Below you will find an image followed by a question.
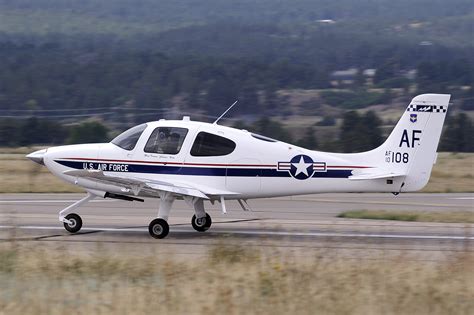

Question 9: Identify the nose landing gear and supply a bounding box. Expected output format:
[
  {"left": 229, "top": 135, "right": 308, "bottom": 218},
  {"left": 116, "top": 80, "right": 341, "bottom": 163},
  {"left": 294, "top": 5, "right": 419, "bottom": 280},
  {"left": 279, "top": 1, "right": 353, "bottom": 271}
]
[
  {"left": 63, "top": 213, "right": 83, "bottom": 233},
  {"left": 58, "top": 192, "right": 96, "bottom": 234}
]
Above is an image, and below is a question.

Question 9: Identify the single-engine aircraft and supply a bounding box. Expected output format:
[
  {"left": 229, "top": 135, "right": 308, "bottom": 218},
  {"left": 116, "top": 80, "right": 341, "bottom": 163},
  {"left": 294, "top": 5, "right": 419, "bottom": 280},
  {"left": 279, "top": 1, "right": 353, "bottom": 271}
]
[{"left": 27, "top": 94, "right": 450, "bottom": 239}]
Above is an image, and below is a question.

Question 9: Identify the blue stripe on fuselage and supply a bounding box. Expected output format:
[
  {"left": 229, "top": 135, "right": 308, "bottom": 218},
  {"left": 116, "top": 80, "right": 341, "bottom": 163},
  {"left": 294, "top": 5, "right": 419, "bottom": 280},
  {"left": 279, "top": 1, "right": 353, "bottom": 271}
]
[{"left": 55, "top": 160, "right": 352, "bottom": 178}]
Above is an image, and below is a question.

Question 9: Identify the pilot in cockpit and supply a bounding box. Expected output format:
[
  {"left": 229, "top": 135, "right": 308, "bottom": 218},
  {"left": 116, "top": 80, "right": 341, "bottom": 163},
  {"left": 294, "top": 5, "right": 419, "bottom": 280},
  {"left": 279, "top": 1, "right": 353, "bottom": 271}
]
[
  {"left": 166, "top": 132, "right": 181, "bottom": 153},
  {"left": 153, "top": 130, "right": 180, "bottom": 154}
]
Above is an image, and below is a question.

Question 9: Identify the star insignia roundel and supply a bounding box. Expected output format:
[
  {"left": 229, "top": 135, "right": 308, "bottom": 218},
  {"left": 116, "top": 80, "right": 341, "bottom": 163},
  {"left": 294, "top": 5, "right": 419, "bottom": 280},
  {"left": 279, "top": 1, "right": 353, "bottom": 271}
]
[
  {"left": 277, "top": 154, "right": 314, "bottom": 180},
  {"left": 290, "top": 155, "right": 314, "bottom": 180}
]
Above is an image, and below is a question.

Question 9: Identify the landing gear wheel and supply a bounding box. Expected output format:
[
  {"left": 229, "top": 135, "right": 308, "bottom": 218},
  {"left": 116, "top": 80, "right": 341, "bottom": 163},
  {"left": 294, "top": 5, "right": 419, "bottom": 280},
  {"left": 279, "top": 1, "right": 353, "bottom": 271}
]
[
  {"left": 148, "top": 218, "right": 169, "bottom": 239},
  {"left": 63, "top": 213, "right": 82, "bottom": 233},
  {"left": 191, "top": 213, "right": 212, "bottom": 232}
]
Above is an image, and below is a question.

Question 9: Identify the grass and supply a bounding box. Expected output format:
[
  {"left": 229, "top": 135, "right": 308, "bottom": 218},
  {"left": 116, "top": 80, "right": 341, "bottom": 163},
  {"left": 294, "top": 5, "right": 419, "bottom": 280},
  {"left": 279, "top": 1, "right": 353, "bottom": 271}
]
[
  {"left": 0, "top": 148, "right": 82, "bottom": 193},
  {"left": 0, "top": 241, "right": 473, "bottom": 315},
  {"left": 0, "top": 149, "right": 472, "bottom": 193},
  {"left": 338, "top": 210, "right": 474, "bottom": 223},
  {"left": 423, "top": 152, "right": 474, "bottom": 193}
]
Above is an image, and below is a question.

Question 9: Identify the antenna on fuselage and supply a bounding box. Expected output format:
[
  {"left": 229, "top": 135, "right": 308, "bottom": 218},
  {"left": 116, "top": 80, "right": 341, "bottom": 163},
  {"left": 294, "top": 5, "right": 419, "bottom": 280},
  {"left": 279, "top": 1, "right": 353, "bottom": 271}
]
[{"left": 213, "top": 100, "right": 238, "bottom": 125}]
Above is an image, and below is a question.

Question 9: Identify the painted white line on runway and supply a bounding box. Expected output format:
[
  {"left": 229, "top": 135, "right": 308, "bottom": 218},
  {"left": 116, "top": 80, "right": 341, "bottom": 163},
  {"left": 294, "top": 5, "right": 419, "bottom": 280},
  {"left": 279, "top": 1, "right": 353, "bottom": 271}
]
[
  {"left": 448, "top": 197, "right": 474, "bottom": 200},
  {"left": 0, "top": 200, "right": 116, "bottom": 204},
  {"left": 1, "top": 225, "right": 473, "bottom": 240}
]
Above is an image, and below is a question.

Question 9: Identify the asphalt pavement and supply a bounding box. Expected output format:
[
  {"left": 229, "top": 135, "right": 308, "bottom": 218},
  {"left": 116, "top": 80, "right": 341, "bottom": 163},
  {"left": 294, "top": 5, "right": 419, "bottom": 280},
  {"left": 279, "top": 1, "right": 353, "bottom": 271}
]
[{"left": 1, "top": 193, "right": 473, "bottom": 261}]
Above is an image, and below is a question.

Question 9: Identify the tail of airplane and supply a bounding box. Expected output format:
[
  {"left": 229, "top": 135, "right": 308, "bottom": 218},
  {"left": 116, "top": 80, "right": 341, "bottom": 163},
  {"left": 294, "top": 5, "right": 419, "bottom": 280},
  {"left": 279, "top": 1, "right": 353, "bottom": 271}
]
[{"left": 351, "top": 94, "right": 451, "bottom": 192}]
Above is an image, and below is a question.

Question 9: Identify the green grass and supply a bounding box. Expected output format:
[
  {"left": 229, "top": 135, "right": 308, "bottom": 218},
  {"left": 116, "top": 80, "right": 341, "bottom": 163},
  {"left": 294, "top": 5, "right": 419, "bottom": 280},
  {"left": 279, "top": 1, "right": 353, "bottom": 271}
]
[{"left": 338, "top": 210, "right": 474, "bottom": 223}]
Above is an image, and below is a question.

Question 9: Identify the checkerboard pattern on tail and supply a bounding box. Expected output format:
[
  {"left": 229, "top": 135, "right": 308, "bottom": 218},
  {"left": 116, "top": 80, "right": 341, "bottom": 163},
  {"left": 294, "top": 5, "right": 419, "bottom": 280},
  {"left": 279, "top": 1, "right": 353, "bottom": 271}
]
[{"left": 407, "top": 104, "right": 447, "bottom": 113}]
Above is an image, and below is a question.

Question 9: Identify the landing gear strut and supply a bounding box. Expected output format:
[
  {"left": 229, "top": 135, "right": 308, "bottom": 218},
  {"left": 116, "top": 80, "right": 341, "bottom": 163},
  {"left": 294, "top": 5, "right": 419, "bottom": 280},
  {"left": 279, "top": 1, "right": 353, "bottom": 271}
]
[
  {"left": 59, "top": 192, "right": 95, "bottom": 234},
  {"left": 148, "top": 192, "right": 174, "bottom": 239},
  {"left": 58, "top": 191, "right": 216, "bottom": 239}
]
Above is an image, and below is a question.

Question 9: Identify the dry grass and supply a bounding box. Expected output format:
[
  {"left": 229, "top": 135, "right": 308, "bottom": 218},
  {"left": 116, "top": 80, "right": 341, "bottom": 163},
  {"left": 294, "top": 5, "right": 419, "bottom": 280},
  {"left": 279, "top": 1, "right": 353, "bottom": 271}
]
[
  {"left": 0, "top": 149, "right": 472, "bottom": 193},
  {"left": 338, "top": 209, "right": 474, "bottom": 223},
  {"left": 423, "top": 152, "right": 474, "bottom": 193},
  {"left": 0, "top": 241, "right": 473, "bottom": 315},
  {"left": 0, "top": 151, "right": 82, "bottom": 193}
]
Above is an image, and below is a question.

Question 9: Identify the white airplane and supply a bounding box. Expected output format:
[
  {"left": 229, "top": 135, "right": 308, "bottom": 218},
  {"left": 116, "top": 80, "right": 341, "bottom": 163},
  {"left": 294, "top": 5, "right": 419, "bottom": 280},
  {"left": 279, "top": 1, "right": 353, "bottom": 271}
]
[{"left": 27, "top": 94, "right": 450, "bottom": 239}]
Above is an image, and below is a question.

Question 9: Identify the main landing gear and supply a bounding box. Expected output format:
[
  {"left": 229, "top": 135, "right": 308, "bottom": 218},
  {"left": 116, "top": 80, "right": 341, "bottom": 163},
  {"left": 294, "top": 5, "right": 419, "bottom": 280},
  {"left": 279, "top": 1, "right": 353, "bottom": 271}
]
[
  {"left": 191, "top": 213, "right": 212, "bottom": 232},
  {"left": 57, "top": 191, "right": 216, "bottom": 239},
  {"left": 147, "top": 193, "right": 213, "bottom": 238},
  {"left": 148, "top": 218, "right": 169, "bottom": 239}
]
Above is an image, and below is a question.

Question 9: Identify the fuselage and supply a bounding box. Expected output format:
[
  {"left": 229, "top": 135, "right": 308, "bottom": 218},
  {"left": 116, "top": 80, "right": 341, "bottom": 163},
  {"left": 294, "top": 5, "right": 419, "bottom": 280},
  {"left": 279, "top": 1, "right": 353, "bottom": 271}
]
[{"left": 38, "top": 118, "right": 404, "bottom": 200}]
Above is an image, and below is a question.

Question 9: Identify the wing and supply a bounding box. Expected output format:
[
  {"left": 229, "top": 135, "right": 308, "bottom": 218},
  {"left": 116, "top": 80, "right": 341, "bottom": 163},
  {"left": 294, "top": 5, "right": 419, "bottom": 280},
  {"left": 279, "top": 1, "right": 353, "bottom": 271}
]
[{"left": 63, "top": 169, "right": 239, "bottom": 199}]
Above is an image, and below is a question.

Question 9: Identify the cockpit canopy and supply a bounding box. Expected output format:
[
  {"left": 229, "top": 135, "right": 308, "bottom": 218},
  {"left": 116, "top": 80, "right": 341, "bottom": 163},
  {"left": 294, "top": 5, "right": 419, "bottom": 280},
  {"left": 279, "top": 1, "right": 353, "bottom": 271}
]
[
  {"left": 111, "top": 123, "right": 237, "bottom": 157},
  {"left": 111, "top": 123, "right": 147, "bottom": 151}
]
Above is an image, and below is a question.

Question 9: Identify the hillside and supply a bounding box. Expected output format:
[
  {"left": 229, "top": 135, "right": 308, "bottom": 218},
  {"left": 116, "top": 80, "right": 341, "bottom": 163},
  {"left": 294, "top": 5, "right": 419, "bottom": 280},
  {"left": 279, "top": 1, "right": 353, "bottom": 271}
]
[{"left": 0, "top": 0, "right": 472, "bottom": 149}]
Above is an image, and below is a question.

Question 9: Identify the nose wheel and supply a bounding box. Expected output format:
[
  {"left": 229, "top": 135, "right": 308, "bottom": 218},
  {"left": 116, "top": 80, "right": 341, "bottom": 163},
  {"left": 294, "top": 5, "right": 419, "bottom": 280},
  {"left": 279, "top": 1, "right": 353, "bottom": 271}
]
[
  {"left": 191, "top": 213, "right": 212, "bottom": 232},
  {"left": 63, "top": 213, "right": 83, "bottom": 233},
  {"left": 148, "top": 218, "right": 170, "bottom": 239}
]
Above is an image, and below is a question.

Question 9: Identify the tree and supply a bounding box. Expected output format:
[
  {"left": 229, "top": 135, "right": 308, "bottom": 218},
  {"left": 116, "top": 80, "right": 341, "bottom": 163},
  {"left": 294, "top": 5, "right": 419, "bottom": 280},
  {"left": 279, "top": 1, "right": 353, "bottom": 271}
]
[
  {"left": 374, "top": 60, "right": 397, "bottom": 84},
  {"left": 440, "top": 113, "right": 473, "bottom": 152},
  {"left": 0, "top": 119, "right": 20, "bottom": 146},
  {"left": 18, "top": 117, "right": 67, "bottom": 146},
  {"left": 205, "top": 77, "right": 238, "bottom": 115},
  {"left": 339, "top": 110, "right": 383, "bottom": 152},
  {"left": 297, "top": 127, "right": 318, "bottom": 150},
  {"left": 252, "top": 117, "right": 293, "bottom": 143},
  {"left": 262, "top": 88, "right": 278, "bottom": 114},
  {"left": 238, "top": 83, "right": 259, "bottom": 114},
  {"left": 67, "top": 121, "right": 109, "bottom": 144},
  {"left": 339, "top": 111, "right": 361, "bottom": 152},
  {"left": 361, "top": 111, "right": 383, "bottom": 150},
  {"left": 316, "top": 116, "right": 336, "bottom": 126}
]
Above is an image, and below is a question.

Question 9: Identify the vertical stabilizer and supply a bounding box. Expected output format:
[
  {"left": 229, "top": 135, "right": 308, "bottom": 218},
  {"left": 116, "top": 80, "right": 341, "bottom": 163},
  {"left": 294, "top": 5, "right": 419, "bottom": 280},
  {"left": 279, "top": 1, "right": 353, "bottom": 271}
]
[{"left": 359, "top": 94, "right": 450, "bottom": 191}]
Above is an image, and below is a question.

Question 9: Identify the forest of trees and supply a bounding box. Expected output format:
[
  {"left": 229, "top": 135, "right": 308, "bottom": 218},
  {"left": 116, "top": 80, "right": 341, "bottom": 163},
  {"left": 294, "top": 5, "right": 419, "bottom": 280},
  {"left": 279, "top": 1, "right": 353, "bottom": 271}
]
[
  {"left": 1, "top": 111, "right": 471, "bottom": 153},
  {"left": 0, "top": 0, "right": 472, "bottom": 151}
]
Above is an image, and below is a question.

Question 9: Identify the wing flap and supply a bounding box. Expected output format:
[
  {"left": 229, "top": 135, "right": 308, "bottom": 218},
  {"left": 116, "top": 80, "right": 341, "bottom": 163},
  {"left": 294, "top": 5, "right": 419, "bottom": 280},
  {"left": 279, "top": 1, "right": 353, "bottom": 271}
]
[{"left": 63, "top": 169, "right": 237, "bottom": 199}]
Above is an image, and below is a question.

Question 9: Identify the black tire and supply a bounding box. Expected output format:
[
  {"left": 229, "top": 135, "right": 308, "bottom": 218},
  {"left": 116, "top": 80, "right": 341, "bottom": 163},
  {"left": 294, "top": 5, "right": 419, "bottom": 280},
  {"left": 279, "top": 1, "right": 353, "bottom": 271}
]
[
  {"left": 63, "top": 213, "right": 82, "bottom": 233},
  {"left": 191, "top": 213, "right": 212, "bottom": 232},
  {"left": 148, "top": 218, "right": 169, "bottom": 239}
]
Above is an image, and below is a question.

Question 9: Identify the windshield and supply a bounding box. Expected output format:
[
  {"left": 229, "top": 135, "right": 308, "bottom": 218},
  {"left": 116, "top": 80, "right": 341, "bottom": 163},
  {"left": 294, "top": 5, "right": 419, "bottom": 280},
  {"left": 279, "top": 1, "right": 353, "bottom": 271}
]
[{"left": 111, "top": 124, "right": 147, "bottom": 150}]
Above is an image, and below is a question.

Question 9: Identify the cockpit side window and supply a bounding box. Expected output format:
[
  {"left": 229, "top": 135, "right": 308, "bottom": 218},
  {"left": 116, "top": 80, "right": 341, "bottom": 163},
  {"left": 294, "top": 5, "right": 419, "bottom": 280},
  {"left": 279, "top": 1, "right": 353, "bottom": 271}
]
[
  {"left": 144, "top": 127, "right": 188, "bottom": 155},
  {"left": 111, "top": 124, "right": 147, "bottom": 151},
  {"left": 190, "top": 132, "right": 236, "bottom": 157}
]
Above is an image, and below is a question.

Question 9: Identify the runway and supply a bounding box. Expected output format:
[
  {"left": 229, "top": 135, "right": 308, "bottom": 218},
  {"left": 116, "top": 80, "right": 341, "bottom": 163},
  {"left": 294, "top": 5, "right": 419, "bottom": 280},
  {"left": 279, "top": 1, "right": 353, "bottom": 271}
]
[{"left": 1, "top": 193, "right": 473, "bottom": 261}]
